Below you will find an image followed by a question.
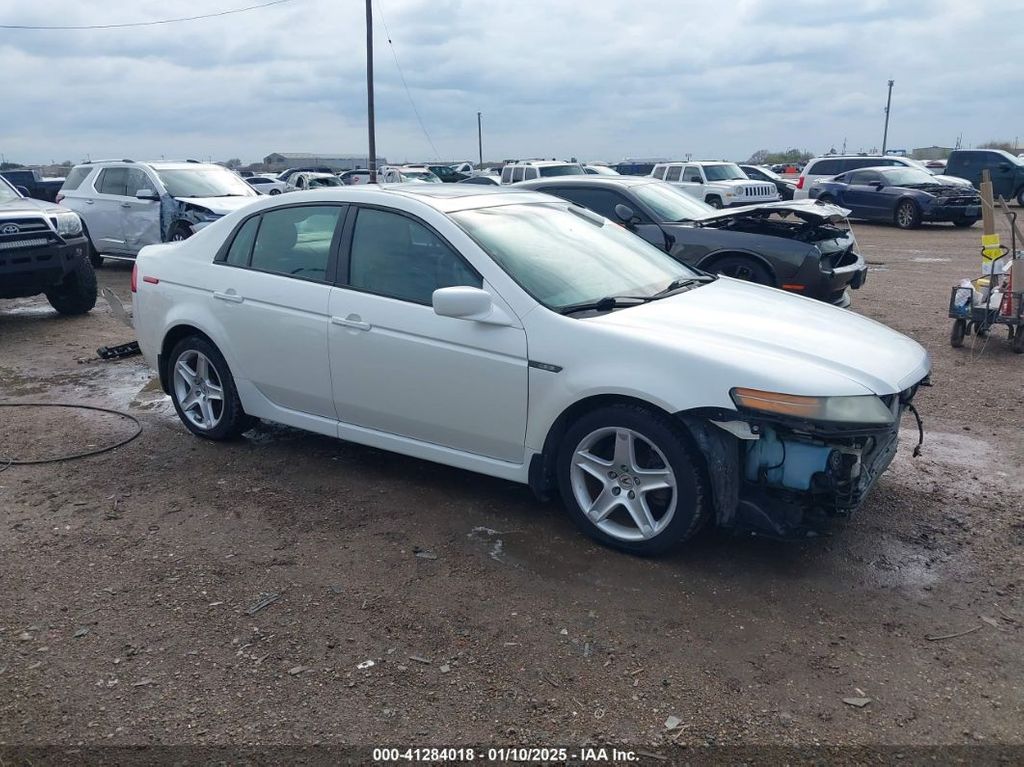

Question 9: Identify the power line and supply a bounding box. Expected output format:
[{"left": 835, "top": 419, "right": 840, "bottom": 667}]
[
  {"left": 374, "top": 0, "right": 440, "bottom": 160},
  {"left": 0, "top": 0, "right": 298, "bottom": 30}
]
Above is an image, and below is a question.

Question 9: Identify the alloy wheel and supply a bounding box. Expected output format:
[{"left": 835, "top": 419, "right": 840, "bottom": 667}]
[
  {"left": 172, "top": 350, "right": 225, "bottom": 430},
  {"left": 897, "top": 202, "right": 916, "bottom": 228},
  {"left": 569, "top": 427, "right": 677, "bottom": 542}
]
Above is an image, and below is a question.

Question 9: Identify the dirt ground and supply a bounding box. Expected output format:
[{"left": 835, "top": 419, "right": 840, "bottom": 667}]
[{"left": 1, "top": 218, "right": 1022, "bottom": 753}]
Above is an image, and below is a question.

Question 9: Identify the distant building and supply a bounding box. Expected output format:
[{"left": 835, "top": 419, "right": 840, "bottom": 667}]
[
  {"left": 263, "top": 153, "right": 386, "bottom": 171},
  {"left": 912, "top": 146, "right": 954, "bottom": 161}
]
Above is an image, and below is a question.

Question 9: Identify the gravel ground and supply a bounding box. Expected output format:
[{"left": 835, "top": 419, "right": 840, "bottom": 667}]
[{"left": 0, "top": 219, "right": 1022, "bottom": 752}]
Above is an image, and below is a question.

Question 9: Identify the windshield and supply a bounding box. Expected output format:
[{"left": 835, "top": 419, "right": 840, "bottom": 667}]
[
  {"left": 880, "top": 168, "right": 939, "bottom": 186},
  {"left": 402, "top": 170, "right": 441, "bottom": 183},
  {"left": 633, "top": 181, "right": 716, "bottom": 222},
  {"left": 702, "top": 163, "right": 747, "bottom": 181},
  {"left": 452, "top": 203, "right": 699, "bottom": 311},
  {"left": 0, "top": 176, "right": 20, "bottom": 202},
  {"left": 156, "top": 168, "right": 256, "bottom": 198},
  {"left": 538, "top": 164, "right": 586, "bottom": 178}
]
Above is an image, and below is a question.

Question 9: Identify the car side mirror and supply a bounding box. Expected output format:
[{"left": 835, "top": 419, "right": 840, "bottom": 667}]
[
  {"left": 872, "top": 181, "right": 885, "bottom": 190},
  {"left": 15, "top": 185, "right": 30, "bottom": 197},
  {"left": 614, "top": 203, "right": 637, "bottom": 226},
  {"left": 998, "top": 163, "right": 1011, "bottom": 171},
  {"left": 135, "top": 188, "right": 159, "bottom": 201},
  {"left": 432, "top": 286, "right": 516, "bottom": 326}
]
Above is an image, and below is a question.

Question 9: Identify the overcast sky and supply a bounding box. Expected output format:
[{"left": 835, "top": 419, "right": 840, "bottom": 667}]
[{"left": 1, "top": 0, "right": 1022, "bottom": 165}]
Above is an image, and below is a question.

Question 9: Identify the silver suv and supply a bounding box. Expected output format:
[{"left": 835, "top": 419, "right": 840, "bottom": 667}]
[{"left": 57, "top": 160, "right": 258, "bottom": 264}]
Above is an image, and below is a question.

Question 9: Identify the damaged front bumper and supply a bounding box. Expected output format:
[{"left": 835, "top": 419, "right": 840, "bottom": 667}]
[{"left": 679, "top": 386, "right": 923, "bottom": 539}]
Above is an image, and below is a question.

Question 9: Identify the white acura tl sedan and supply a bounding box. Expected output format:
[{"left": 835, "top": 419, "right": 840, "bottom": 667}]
[{"left": 132, "top": 185, "right": 930, "bottom": 554}]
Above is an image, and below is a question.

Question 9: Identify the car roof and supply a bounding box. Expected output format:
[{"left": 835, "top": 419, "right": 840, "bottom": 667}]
[{"left": 240, "top": 184, "right": 555, "bottom": 214}]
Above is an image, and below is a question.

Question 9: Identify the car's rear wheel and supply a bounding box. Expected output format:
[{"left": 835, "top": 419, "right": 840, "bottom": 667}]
[
  {"left": 269, "top": 188, "right": 281, "bottom": 195},
  {"left": 895, "top": 200, "right": 922, "bottom": 229},
  {"left": 45, "top": 258, "right": 97, "bottom": 315},
  {"left": 1012, "top": 326, "right": 1024, "bottom": 354},
  {"left": 168, "top": 336, "right": 251, "bottom": 440},
  {"left": 705, "top": 196, "right": 723, "bottom": 209},
  {"left": 953, "top": 217, "right": 978, "bottom": 228},
  {"left": 169, "top": 222, "right": 192, "bottom": 242},
  {"left": 1016, "top": 189, "right": 1024, "bottom": 207},
  {"left": 557, "top": 405, "right": 707, "bottom": 555},
  {"left": 950, "top": 319, "right": 967, "bottom": 348},
  {"left": 708, "top": 255, "right": 773, "bottom": 286}
]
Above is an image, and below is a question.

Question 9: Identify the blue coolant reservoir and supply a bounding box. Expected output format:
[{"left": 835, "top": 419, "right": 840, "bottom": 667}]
[{"left": 744, "top": 426, "right": 836, "bottom": 491}]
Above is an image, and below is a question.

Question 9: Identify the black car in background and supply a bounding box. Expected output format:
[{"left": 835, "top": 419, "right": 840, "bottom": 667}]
[
  {"left": 945, "top": 149, "right": 1024, "bottom": 206},
  {"left": 427, "top": 165, "right": 470, "bottom": 183},
  {"left": 812, "top": 166, "right": 981, "bottom": 229},
  {"left": 519, "top": 176, "right": 866, "bottom": 307},
  {"left": 739, "top": 164, "right": 796, "bottom": 200}
]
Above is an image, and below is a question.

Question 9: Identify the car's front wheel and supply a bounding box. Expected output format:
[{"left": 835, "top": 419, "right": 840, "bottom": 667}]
[
  {"left": 45, "top": 258, "right": 97, "bottom": 315},
  {"left": 557, "top": 405, "right": 707, "bottom": 555},
  {"left": 707, "top": 255, "right": 773, "bottom": 286},
  {"left": 168, "top": 336, "right": 251, "bottom": 440},
  {"left": 953, "top": 217, "right": 978, "bottom": 228},
  {"left": 168, "top": 222, "right": 193, "bottom": 242},
  {"left": 895, "top": 200, "right": 922, "bottom": 229},
  {"left": 269, "top": 188, "right": 281, "bottom": 195},
  {"left": 705, "top": 196, "right": 723, "bottom": 209}
]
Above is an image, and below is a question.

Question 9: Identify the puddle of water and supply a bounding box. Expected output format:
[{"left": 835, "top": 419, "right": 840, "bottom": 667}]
[
  {"left": 911, "top": 257, "right": 951, "bottom": 263},
  {"left": 467, "top": 526, "right": 506, "bottom": 562}
]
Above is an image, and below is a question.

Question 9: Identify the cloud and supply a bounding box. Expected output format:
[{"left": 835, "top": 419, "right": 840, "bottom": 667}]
[{"left": 0, "top": 0, "right": 1020, "bottom": 164}]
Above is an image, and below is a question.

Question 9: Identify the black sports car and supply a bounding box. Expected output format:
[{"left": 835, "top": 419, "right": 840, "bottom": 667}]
[
  {"left": 811, "top": 166, "right": 981, "bottom": 229},
  {"left": 519, "top": 176, "right": 867, "bottom": 307}
]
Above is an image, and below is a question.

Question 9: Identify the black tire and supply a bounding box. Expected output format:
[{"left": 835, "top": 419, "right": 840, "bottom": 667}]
[
  {"left": 950, "top": 319, "right": 966, "bottom": 348},
  {"left": 952, "top": 217, "right": 978, "bottom": 228},
  {"left": 557, "top": 404, "right": 708, "bottom": 555},
  {"left": 1016, "top": 189, "right": 1024, "bottom": 208},
  {"left": 895, "top": 199, "right": 922, "bottom": 229},
  {"left": 44, "top": 258, "right": 97, "bottom": 315},
  {"left": 707, "top": 255, "right": 773, "bottom": 285},
  {"left": 80, "top": 223, "right": 103, "bottom": 267},
  {"left": 705, "top": 196, "right": 723, "bottom": 209},
  {"left": 1012, "top": 326, "right": 1024, "bottom": 354},
  {"left": 167, "top": 336, "right": 252, "bottom": 440},
  {"left": 269, "top": 188, "right": 281, "bottom": 196},
  {"left": 817, "top": 194, "right": 836, "bottom": 205},
  {"left": 168, "top": 222, "right": 192, "bottom": 242}
]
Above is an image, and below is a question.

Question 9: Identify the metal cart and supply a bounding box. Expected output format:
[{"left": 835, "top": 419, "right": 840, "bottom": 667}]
[{"left": 948, "top": 239, "right": 1024, "bottom": 353}]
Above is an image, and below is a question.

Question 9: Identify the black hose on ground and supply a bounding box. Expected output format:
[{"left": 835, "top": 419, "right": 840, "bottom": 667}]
[{"left": 0, "top": 402, "right": 142, "bottom": 472}]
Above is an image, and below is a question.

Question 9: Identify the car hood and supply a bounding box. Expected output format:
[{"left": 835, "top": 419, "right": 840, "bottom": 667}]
[
  {"left": 0, "top": 196, "right": 65, "bottom": 216},
  {"left": 173, "top": 196, "right": 259, "bottom": 214},
  {"left": 693, "top": 199, "right": 851, "bottom": 225},
  {"left": 587, "top": 278, "right": 929, "bottom": 396},
  {"left": 931, "top": 174, "right": 974, "bottom": 188}
]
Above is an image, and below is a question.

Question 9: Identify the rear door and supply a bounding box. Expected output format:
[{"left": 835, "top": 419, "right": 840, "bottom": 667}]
[
  {"left": 208, "top": 203, "right": 346, "bottom": 422},
  {"left": 90, "top": 167, "right": 133, "bottom": 253}
]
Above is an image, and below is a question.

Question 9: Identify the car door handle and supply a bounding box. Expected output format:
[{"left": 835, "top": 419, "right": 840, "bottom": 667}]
[
  {"left": 213, "top": 291, "right": 244, "bottom": 304},
  {"left": 84, "top": 199, "right": 94, "bottom": 204},
  {"left": 331, "top": 315, "right": 371, "bottom": 331},
  {"left": 120, "top": 202, "right": 132, "bottom": 208}
]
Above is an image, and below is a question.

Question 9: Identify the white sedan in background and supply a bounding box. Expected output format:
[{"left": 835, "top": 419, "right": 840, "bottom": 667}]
[
  {"left": 245, "top": 175, "right": 288, "bottom": 195},
  {"left": 132, "top": 186, "right": 929, "bottom": 554}
]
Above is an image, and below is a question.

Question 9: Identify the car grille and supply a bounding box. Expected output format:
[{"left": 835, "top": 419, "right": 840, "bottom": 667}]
[
  {"left": 740, "top": 184, "right": 775, "bottom": 197},
  {"left": 0, "top": 217, "right": 60, "bottom": 251},
  {"left": 821, "top": 245, "right": 859, "bottom": 269},
  {"left": 938, "top": 195, "right": 980, "bottom": 206}
]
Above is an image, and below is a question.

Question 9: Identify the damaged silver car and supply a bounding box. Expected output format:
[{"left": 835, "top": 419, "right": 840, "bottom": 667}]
[{"left": 57, "top": 159, "right": 259, "bottom": 266}]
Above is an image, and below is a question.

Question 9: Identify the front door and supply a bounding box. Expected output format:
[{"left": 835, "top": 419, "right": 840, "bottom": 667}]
[
  {"left": 121, "top": 168, "right": 162, "bottom": 253},
  {"left": 328, "top": 206, "right": 528, "bottom": 463}
]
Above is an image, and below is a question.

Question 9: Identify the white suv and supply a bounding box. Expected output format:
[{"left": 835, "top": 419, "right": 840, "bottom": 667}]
[
  {"left": 651, "top": 161, "right": 779, "bottom": 208},
  {"left": 379, "top": 165, "right": 442, "bottom": 184},
  {"left": 500, "top": 160, "right": 586, "bottom": 184},
  {"left": 57, "top": 160, "right": 258, "bottom": 263}
]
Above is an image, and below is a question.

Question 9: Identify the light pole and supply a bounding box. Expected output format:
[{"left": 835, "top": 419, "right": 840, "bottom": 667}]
[
  {"left": 477, "top": 112, "right": 483, "bottom": 168},
  {"left": 365, "top": 0, "right": 377, "bottom": 183},
  {"left": 881, "top": 79, "right": 894, "bottom": 155}
]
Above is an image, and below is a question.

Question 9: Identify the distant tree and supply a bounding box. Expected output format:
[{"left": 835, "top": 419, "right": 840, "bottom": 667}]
[
  {"left": 0, "top": 161, "right": 24, "bottom": 170},
  {"left": 59, "top": 160, "right": 73, "bottom": 167},
  {"left": 224, "top": 158, "right": 242, "bottom": 169},
  {"left": 746, "top": 148, "right": 814, "bottom": 165},
  {"left": 746, "top": 149, "right": 771, "bottom": 164},
  {"left": 979, "top": 140, "right": 1016, "bottom": 152}
]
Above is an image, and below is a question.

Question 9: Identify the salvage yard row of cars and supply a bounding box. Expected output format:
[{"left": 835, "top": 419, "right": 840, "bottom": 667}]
[{"left": 13, "top": 146, "right": 1024, "bottom": 554}]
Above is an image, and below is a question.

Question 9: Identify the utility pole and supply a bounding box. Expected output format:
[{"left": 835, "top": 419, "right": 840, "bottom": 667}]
[
  {"left": 365, "top": 0, "right": 377, "bottom": 183},
  {"left": 881, "top": 79, "right": 894, "bottom": 155},
  {"left": 477, "top": 112, "right": 483, "bottom": 168}
]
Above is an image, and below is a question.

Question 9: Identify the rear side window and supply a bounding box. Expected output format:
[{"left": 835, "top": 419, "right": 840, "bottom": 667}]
[
  {"left": 97, "top": 167, "right": 129, "bottom": 195},
  {"left": 60, "top": 166, "right": 91, "bottom": 192},
  {"left": 250, "top": 205, "right": 343, "bottom": 281},
  {"left": 809, "top": 159, "right": 840, "bottom": 176},
  {"left": 666, "top": 166, "right": 682, "bottom": 182},
  {"left": 512, "top": 167, "right": 525, "bottom": 183},
  {"left": 525, "top": 168, "right": 539, "bottom": 180},
  {"left": 652, "top": 166, "right": 666, "bottom": 180},
  {"left": 501, "top": 166, "right": 513, "bottom": 183},
  {"left": 224, "top": 216, "right": 260, "bottom": 266}
]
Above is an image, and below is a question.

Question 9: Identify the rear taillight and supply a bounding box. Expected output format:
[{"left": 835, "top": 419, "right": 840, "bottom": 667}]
[
  {"left": 131, "top": 263, "right": 138, "bottom": 293},
  {"left": 55, "top": 193, "right": 64, "bottom": 203},
  {"left": 796, "top": 176, "right": 805, "bottom": 190}
]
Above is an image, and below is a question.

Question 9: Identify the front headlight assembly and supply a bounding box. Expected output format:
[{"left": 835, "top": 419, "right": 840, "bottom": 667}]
[
  {"left": 53, "top": 211, "right": 83, "bottom": 237},
  {"left": 730, "top": 387, "right": 894, "bottom": 425}
]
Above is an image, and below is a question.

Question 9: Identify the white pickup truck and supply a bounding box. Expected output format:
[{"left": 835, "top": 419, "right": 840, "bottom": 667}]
[{"left": 651, "top": 161, "right": 780, "bottom": 208}]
